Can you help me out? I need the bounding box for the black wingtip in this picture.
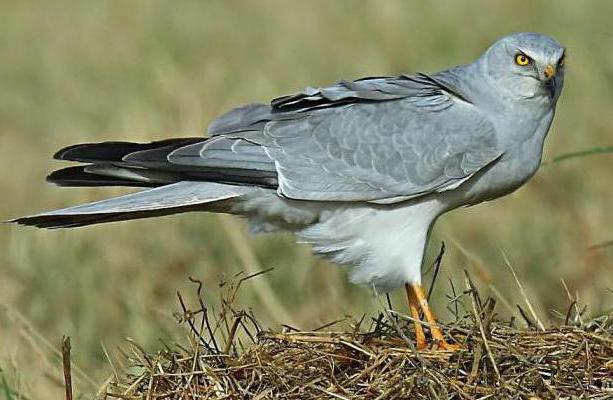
[53,143,90,160]
[5,213,99,229]
[53,138,205,163]
[46,166,156,187]
[53,141,142,162]
[3,216,49,229]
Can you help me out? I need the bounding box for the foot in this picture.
[405,284,428,350]
[429,325,463,351]
[433,340,463,351]
[405,283,463,352]
[415,336,428,350]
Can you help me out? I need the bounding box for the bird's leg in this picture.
[404,283,427,349]
[409,283,461,351]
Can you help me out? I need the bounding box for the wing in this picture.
[46,73,502,204]
[260,101,500,202]
[176,73,503,202]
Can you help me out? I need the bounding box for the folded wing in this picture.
[47,73,503,203]
[182,73,503,202]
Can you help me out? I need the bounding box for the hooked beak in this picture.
[543,64,557,98]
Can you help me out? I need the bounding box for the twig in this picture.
[516,305,536,329]
[587,239,613,251]
[427,242,446,301]
[313,317,349,332]
[224,315,242,354]
[61,336,73,400]
[176,291,216,354]
[218,216,298,327]
[499,247,546,331]
[561,279,584,326]
[101,341,120,381]
[449,238,517,318]
[564,300,577,326]
[189,276,221,353]
[374,294,427,367]
[103,264,613,399]
[464,271,500,383]
[2,305,98,388]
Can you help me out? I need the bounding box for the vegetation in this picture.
[104,273,613,399]
[1,1,612,398]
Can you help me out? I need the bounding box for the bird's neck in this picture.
[436,63,556,150]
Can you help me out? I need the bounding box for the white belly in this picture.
[298,198,449,293]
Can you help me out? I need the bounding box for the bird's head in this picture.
[480,32,565,104]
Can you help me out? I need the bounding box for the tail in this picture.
[46,137,277,188]
[46,137,203,187]
[9,181,245,229]
[9,136,277,228]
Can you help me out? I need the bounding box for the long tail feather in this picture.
[8,182,245,229]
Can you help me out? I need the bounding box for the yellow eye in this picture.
[515,54,531,66]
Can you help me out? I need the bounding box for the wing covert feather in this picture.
[252,98,502,201]
[189,74,503,202]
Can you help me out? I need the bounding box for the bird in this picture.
[10,32,565,350]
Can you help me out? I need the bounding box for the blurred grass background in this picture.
[0,0,612,398]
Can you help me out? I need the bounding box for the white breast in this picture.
[298,198,449,293]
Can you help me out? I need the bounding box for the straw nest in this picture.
[102,273,613,399]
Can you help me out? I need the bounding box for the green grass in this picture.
[1,1,612,398]
[546,146,613,164]
[0,366,28,400]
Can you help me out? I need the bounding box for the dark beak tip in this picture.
[544,78,557,97]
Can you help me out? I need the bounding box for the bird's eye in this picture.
[515,53,532,66]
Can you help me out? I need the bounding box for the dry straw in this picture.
[99,271,612,399]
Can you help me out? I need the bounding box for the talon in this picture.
[415,338,428,350]
[435,341,463,352]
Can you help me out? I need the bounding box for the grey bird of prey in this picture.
[12,32,565,349]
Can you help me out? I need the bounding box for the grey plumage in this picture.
[10,32,566,292]
[16,182,244,228]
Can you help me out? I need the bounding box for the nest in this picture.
[102,273,613,399]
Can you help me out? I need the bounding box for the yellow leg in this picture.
[409,283,461,351]
[404,284,427,349]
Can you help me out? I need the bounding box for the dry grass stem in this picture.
[104,275,613,399]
